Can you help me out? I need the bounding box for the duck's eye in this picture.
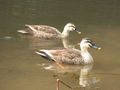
[85,41,89,43]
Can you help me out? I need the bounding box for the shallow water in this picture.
[0,0,120,90]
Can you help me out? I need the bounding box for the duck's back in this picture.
[27,25,62,39]
[50,48,84,64]
[30,25,60,34]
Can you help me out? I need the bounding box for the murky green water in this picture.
[0,0,120,90]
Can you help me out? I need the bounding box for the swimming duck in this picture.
[35,38,101,65]
[18,23,81,39]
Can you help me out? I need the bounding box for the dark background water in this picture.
[0,0,120,90]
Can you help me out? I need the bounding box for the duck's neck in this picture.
[80,46,93,64]
[62,38,69,48]
[61,28,70,38]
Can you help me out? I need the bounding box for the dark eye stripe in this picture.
[86,39,93,43]
[70,25,75,28]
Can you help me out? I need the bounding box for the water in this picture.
[0,0,120,90]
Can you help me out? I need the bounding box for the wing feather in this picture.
[26,25,61,34]
[25,25,62,39]
[50,49,84,64]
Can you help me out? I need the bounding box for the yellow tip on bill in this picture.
[98,47,101,50]
[78,32,81,34]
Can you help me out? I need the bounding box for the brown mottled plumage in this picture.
[50,49,84,64]
[36,48,84,64]
[18,25,61,39]
[35,38,101,65]
[18,23,81,39]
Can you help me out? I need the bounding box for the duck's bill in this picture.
[91,45,101,50]
[74,29,81,34]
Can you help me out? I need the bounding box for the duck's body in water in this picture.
[35,38,101,65]
[18,23,81,39]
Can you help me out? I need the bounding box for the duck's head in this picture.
[80,38,101,50]
[64,23,81,34]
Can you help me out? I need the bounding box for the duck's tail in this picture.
[17,29,29,34]
[35,50,53,61]
[17,24,36,34]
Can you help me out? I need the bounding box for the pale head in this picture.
[64,23,76,31]
[80,38,101,50]
[63,23,81,34]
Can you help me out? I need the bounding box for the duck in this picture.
[35,38,101,65]
[18,23,81,39]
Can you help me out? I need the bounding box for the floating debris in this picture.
[36,63,46,66]
[4,36,12,40]
[57,79,72,90]
[44,65,53,70]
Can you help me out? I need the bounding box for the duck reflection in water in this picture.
[62,37,77,49]
[38,63,100,87]
[28,36,76,50]
[79,64,99,87]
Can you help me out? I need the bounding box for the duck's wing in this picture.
[36,49,84,65]
[17,27,33,35]
[18,25,62,39]
[25,25,61,35]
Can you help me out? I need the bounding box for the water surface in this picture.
[0,0,120,90]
